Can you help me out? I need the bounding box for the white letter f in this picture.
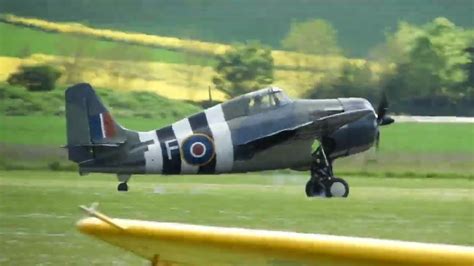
[165,139,179,160]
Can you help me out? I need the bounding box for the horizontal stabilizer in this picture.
[62,142,124,148]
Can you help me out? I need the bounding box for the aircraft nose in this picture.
[338,97,378,143]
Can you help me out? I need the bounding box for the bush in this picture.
[7,65,61,92]
[48,161,61,171]
[212,42,274,97]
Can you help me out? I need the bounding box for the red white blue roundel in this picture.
[181,134,215,165]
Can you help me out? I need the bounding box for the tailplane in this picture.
[65,83,127,163]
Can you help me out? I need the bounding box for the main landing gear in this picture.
[306,146,349,198]
[117,174,131,192]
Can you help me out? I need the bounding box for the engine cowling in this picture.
[323,98,378,160]
[324,113,378,159]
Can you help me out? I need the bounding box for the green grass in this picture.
[380,122,474,153]
[0,170,472,265]
[0,22,214,65]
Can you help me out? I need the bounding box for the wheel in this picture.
[326,177,349,198]
[305,180,326,197]
[117,182,128,192]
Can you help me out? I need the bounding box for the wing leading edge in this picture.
[237,109,373,148]
[77,213,474,266]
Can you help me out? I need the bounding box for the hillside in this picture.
[1,15,374,70]
[0,22,212,66]
[0,82,201,119]
[0,16,382,101]
[1,0,472,56]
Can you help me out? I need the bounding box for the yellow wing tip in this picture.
[78,204,126,230]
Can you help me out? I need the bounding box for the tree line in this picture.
[213,17,474,115]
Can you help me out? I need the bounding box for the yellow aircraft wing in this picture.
[76,206,474,266]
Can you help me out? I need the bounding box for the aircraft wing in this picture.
[294,109,373,140]
[235,109,372,149]
[76,208,474,266]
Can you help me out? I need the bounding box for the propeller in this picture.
[376,92,394,126]
[375,92,394,152]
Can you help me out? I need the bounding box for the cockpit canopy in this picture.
[222,87,292,120]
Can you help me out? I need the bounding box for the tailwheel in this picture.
[117,182,128,192]
[117,174,131,192]
[326,177,349,198]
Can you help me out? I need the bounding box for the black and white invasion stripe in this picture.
[138,104,234,174]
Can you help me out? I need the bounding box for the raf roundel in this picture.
[181,134,215,166]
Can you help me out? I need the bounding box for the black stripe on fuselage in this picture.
[156,126,181,174]
[188,112,217,174]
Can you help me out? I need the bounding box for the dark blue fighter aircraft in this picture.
[65,83,393,197]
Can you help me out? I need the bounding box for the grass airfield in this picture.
[0,13,472,266]
[0,170,472,265]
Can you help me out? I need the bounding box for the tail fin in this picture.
[65,83,126,163]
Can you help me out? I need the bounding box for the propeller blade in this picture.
[376,91,395,127]
[375,131,380,151]
[376,92,388,124]
[380,116,395,126]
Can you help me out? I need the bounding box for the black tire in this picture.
[117,182,128,192]
[326,177,349,198]
[305,180,326,197]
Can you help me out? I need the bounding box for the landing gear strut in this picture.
[117,174,131,192]
[306,146,349,198]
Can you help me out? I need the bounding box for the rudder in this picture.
[65,83,126,162]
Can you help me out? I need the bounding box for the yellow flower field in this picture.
[0,54,324,101]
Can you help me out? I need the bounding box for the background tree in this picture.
[377,17,474,114]
[306,17,474,115]
[281,19,342,55]
[7,65,62,92]
[306,62,378,101]
[463,46,474,103]
[212,42,274,97]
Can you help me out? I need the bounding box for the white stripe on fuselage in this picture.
[138,131,163,173]
[205,105,234,173]
[99,113,106,138]
[172,119,199,174]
